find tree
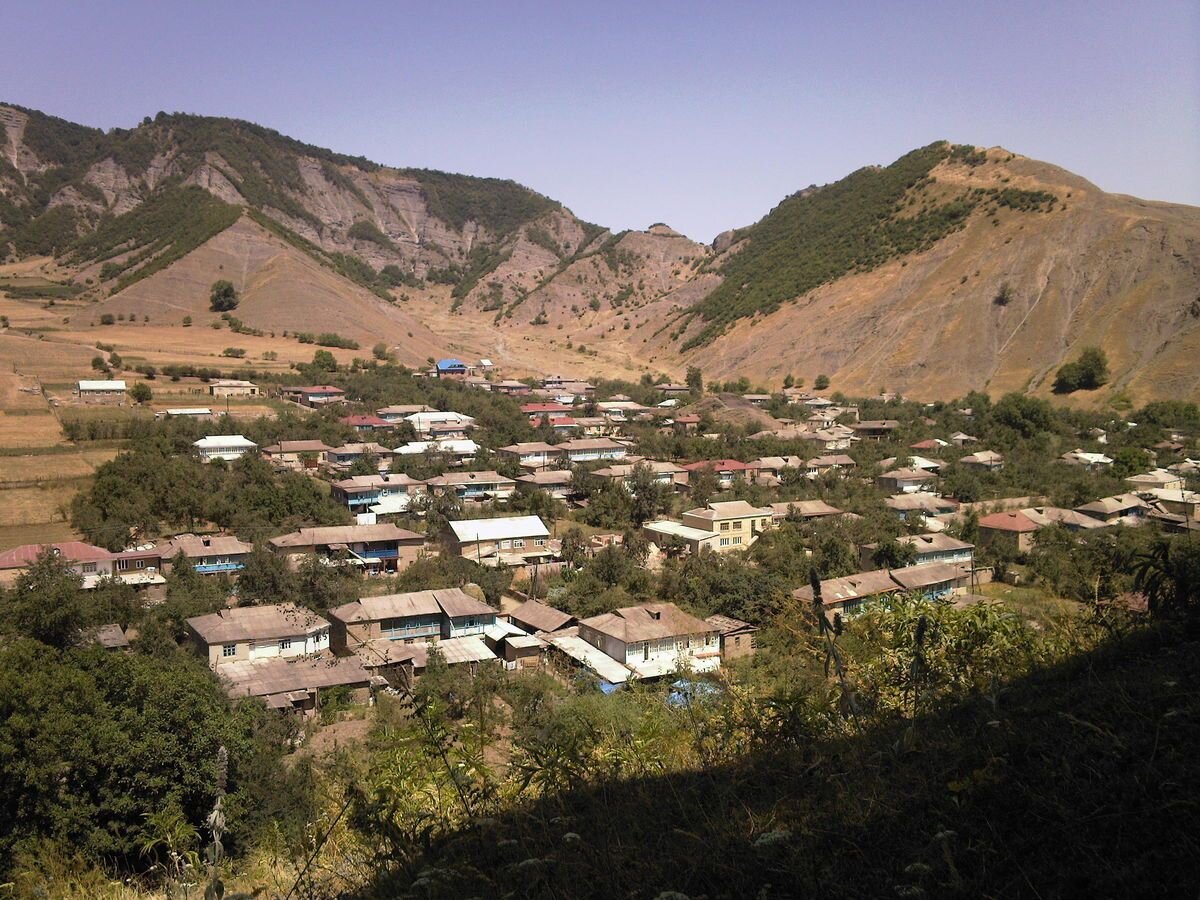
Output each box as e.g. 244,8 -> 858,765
128,381 -> 152,404
91,355 -> 108,373
814,374 -> 830,391
689,466 -> 720,507
236,546 -> 296,604
312,349 -> 337,371
209,280 -> 239,312
2,550 -> 87,648
1133,536 -> 1200,616
686,366 -> 703,396
628,462 -> 668,526
783,373 -> 795,389
1054,346 -> 1109,393
372,342 -> 391,361
871,538 -> 919,569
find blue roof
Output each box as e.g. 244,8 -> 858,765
437,359 -> 467,370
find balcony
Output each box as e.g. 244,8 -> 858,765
194,560 -> 245,574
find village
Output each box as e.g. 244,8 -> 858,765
4,354 -> 1197,719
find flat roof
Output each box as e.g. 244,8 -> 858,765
544,632 -> 631,683
644,520 -> 717,542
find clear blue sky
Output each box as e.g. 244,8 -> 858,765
4,0 -> 1197,241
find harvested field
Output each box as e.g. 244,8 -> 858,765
0,448 -> 118,484
0,521 -> 80,552
0,412 -> 67,448
0,482 -> 80,527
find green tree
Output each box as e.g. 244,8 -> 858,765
686,366 -> 703,396
2,551 -> 86,648
689,466 -> 720,507
814,374 -> 830,391
209,280 -> 239,312
372,342 -> 391,361
628,462 -> 668,526
235,546 -> 296,604
312,349 -> 337,371
128,381 -> 152,404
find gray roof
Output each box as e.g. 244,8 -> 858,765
269,523 -> 422,548
219,655 -> 369,698
580,602 -> 716,643
509,598 -> 576,633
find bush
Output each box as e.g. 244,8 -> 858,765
209,279 -> 238,312
99,314 -> 115,326
222,347 -> 246,358
1054,346 -> 1109,393
814,374 -> 830,390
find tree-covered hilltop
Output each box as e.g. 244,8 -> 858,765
679,142 -> 1058,349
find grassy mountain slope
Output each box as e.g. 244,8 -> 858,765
3,102 -> 1198,400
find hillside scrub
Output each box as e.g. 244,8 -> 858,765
1053,346 -> 1110,393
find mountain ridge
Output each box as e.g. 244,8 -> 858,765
2,102 -> 1198,403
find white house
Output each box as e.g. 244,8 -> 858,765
577,603 -> 721,679
186,603 -> 330,668
448,516 -> 552,565
193,434 -> 257,462
405,411 -> 476,438
77,379 -> 127,403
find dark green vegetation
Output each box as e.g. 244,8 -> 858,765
0,553 -> 315,885
1054,345 -> 1110,393
681,143 -> 1057,348
357,620 -> 1199,899
209,278 -> 239,311
397,168 -> 559,238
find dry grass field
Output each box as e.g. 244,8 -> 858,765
0,521 -> 80,552
0,482 -> 80,528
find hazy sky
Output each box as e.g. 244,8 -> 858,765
4,1 -> 1197,241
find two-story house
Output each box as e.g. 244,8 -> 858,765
186,602 -> 330,668
558,437 -> 628,464
425,470 -> 516,502
447,516 -> 552,565
861,533 -> 974,569
324,442 -> 394,471
644,500 -> 772,555
282,385 -> 346,408
261,440 -> 334,471
328,588 -> 497,651
330,473 -> 427,515
590,460 -> 687,492
876,467 -> 938,494
680,459 -> 752,489
497,441 -> 563,470
163,533 -> 254,575
193,435 -> 257,463
515,469 -> 575,500
268,523 -> 424,572
578,603 -> 721,678
405,410 -> 475,438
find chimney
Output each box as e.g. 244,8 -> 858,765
202,537 -> 211,547
649,610 -> 661,620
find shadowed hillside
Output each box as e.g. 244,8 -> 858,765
356,625 -> 1200,899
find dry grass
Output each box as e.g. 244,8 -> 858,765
0,520 -> 80,552
0,411 -> 67,447
0,447 -> 118,484
0,482 -> 81,527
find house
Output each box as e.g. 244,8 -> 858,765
1142,488 -> 1200,520
330,473 -> 427,515
269,524 -> 425,572
1125,469 -> 1186,493
87,624 -> 131,651
880,455 -> 944,472
486,623 -> 548,669
749,456 -> 807,485
705,614 -> 758,660
435,358 -> 472,377
327,588 -> 497,650
1075,493 -> 1150,525
0,541 -> 117,588
282,385 -> 346,408
193,435 -> 258,463
959,450 -> 1005,471
877,467 -> 938,494
491,379 -> 531,395
497,441 -> 563,470
515,469 -> 575,500
590,461 -> 687,492
578,603 -> 721,678
660,383 -> 693,397
157,407 -> 214,420
447,516 -> 552,565
665,500 -> 774,553
742,393 -> 773,407
394,439 -> 480,465
522,401 -> 574,420
406,410 -> 475,438
794,562 -> 971,617
209,379 -> 259,398
261,440 -> 333,470
861,533 -> 974,569
1021,506 -> 1108,532
852,420 -> 900,440
910,438 -> 950,451
558,437 -> 628,463
76,379 -> 127,403
508,598 -> 576,635
163,533 -> 254,575
797,430 -> 853,452
641,519 -> 723,556
376,404 -> 433,423
325,442 -> 393,470
218,656 -> 372,712
806,454 -> 856,478
681,459 -> 752,489
108,546 -> 168,588
769,499 -> 844,524
885,493 -> 959,521
950,432 -> 978,446
1060,449 -> 1114,469
339,414 -> 392,432
186,603 -> 330,668
977,510 -> 1041,554
425,470 -> 516,502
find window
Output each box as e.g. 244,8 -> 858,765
734,635 -> 741,645
222,644 -> 236,658
280,639 -> 292,651
732,520 -> 742,530
733,536 -> 742,545
720,522 -> 730,532
512,539 -> 525,549
534,538 -> 546,546
719,537 -> 730,547
81,562 -> 97,573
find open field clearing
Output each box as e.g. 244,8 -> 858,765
0,482 -> 81,527
0,521 -> 80,552
0,411 -> 68,448
0,447 -> 118,484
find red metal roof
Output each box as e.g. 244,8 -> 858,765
681,459 -> 752,472
0,541 -> 114,570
